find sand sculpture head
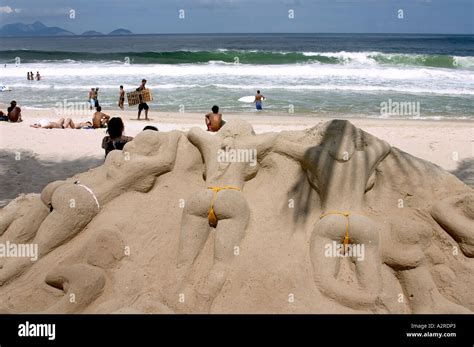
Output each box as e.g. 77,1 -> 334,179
217,119 -> 255,139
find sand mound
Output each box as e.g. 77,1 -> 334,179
0,119 -> 473,313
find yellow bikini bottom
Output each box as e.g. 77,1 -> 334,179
207,186 -> 241,228
320,211 -> 352,251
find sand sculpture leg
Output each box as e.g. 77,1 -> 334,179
43,264 -> 106,313
382,217 -> 471,313
311,213 -> 385,311
0,183 -> 99,286
396,266 -> 470,313
177,189 -> 249,309
0,133 -> 179,287
0,195 -> 49,244
431,193 -> 474,257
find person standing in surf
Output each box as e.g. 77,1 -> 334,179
118,85 -> 125,110
254,90 -> 265,110
88,88 -> 95,110
137,79 -> 149,120
94,87 -> 100,109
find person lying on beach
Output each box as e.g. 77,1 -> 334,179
92,106 -> 110,128
101,117 -> 133,157
0,110 -> 8,122
7,101 -> 22,122
62,118 -> 94,129
30,118 -> 66,129
143,125 -> 158,131
205,105 -> 225,132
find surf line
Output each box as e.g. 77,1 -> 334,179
74,181 -> 100,210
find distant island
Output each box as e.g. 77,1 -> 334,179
0,21 -> 133,37
82,30 -> 104,36
108,29 -> 133,36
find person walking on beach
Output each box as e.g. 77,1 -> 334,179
254,90 -> 265,110
205,105 -> 225,132
136,79 -> 149,120
118,85 -> 125,110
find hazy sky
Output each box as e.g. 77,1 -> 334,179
0,0 -> 472,34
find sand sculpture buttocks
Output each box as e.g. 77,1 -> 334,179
0,120 -> 472,314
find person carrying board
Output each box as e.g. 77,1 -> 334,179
254,90 -> 265,110
137,79 -> 149,120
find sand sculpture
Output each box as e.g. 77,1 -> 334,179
0,120 -> 472,314
177,122 -> 276,310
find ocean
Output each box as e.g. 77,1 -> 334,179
0,33 -> 473,119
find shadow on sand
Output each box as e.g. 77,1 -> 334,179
0,150 -> 102,207
451,158 -> 474,189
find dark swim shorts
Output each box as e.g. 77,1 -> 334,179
138,103 -> 149,111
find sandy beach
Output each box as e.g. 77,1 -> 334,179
0,107 -> 472,207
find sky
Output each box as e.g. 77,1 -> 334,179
0,0 -> 472,34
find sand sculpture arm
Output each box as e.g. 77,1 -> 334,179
431,193 -> 474,257
187,127 -> 213,159
273,138 -> 320,167
246,133 -> 278,160
143,131 -> 181,174
362,132 -> 392,171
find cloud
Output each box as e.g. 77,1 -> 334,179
0,6 -> 21,14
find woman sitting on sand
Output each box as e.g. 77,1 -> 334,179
102,117 -> 133,157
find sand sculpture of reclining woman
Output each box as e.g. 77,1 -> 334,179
274,120 -> 471,313
274,120 -> 392,311
0,130 -> 181,286
177,120 -> 276,307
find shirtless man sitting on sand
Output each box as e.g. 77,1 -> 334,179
205,105 -> 225,132
92,106 -> 110,128
7,101 -> 22,123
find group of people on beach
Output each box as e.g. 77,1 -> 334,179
30,105 -> 110,130
27,71 -> 41,81
1,76 -> 265,156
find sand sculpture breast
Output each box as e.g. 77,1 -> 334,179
0,119 -> 472,314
